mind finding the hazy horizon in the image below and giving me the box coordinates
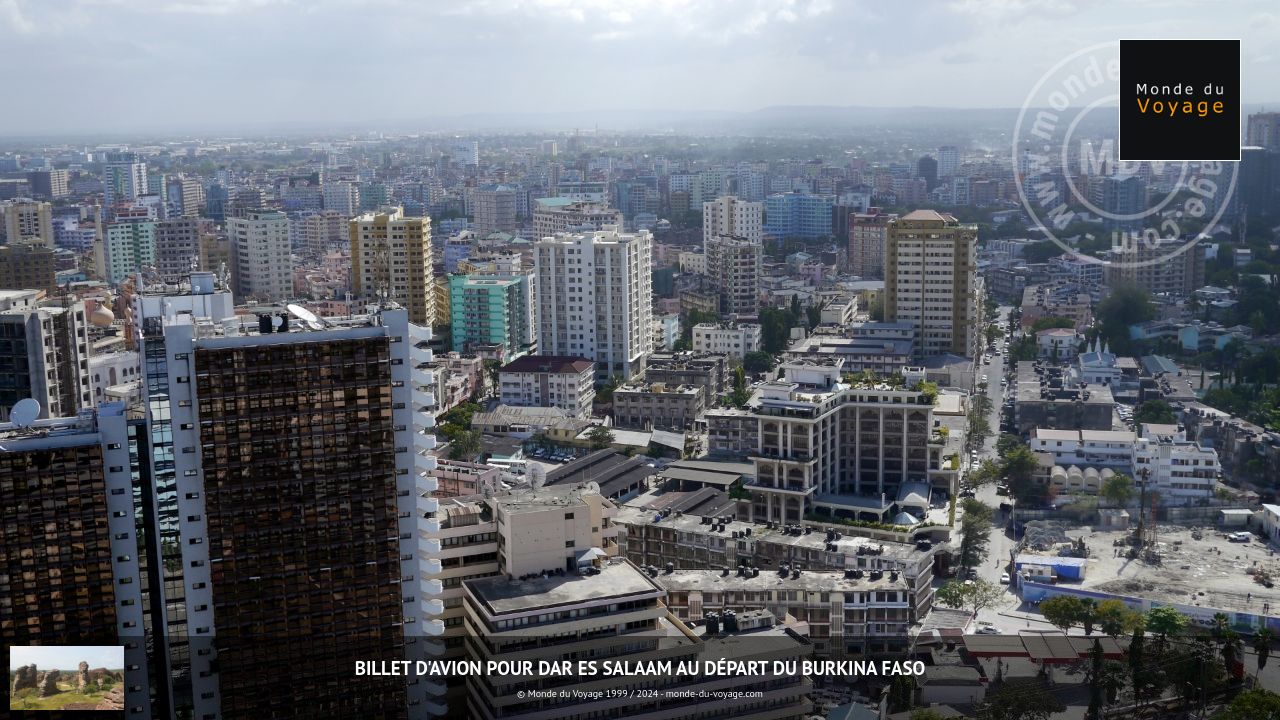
[2,0,1279,136]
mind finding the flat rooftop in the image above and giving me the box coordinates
[465,559,663,616]
[1053,526,1280,616]
[658,569,907,593]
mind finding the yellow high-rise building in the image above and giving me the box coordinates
[350,207,435,326]
[885,209,981,359]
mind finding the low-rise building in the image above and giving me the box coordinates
[1036,327,1081,360]
[1133,422,1221,499]
[691,322,761,359]
[498,355,595,418]
[645,351,729,398]
[614,383,706,431]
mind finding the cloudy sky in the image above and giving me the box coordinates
[1,0,1278,135]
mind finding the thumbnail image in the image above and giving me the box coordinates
[8,645,125,712]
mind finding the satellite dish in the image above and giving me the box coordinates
[287,303,327,330]
[271,314,285,329]
[10,398,40,429]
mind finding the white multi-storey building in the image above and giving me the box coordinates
[535,227,653,382]
[1133,423,1221,500]
[498,355,595,418]
[227,209,291,301]
[1030,429,1136,471]
[691,322,761,360]
[702,195,763,247]
[322,181,359,217]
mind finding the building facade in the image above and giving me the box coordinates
[228,209,292,302]
[350,206,436,325]
[498,355,595,418]
[884,210,980,358]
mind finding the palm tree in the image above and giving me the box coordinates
[1222,630,1244,683]
[1254,627,1275,680]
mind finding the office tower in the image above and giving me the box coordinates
[535,227,653,382]
[1103,238,1205,298]
[916,155,939,190]
[153,217,200,283]
[205,183,228,224]
[227,209,291,302]
[103,152,148,219]
[885,210,980,358]
[1091,174,1146,232]
[132,280,441,718]
[164,175,205,218]
[323,180,360,217]
[0,242,57,292]
[1239,146,1280,221]
[705,235,762,318]
[0,402,150,717]
[0,296,91,419]
[702,195,763,247]
[1247,111,1280,150]
[350,207,436,326]
[531,198,622,238]
[26,168,69,199]
[849,208,895,280]
[763,191,835,238]
[1,198,54,246]
[613,178,659,223]
[937,146,959,178]
[453,140,479,167]
[103,220,157,285]
[447,273,534,361]
[497,355,595,417]
[471,184,518,236]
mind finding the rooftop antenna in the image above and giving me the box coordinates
[9,398,40,429]
[286,303,327,331]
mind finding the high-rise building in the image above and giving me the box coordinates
[937,146,960,178]
[163,174,204,218]
[104,220,157,285]
[453,140,479,167]
[885,209,980,358]
[227,209,292,301]
[1104,237,1205,298]
[1239,146,1280,221]
[350,207,436,326]
[0,402,151,717]
[471,184,518,236]
[447,273,535,361]
[298,209,347,256]
[535,227,653,382]
[1091,174,1146,232]
[103,152,148,219]
[153,217,200,283]
[323,180,360,217]
[26,168,69,199]
[764,192,835,239]
[702,195,763,247]
[705,235,762,318]
[916,155,939,191]
[0,243,57,292]
[1,198,53,246]
[849,207,896,280]
[531,198,623,238]
[1247,111,1280,150]
[0,295,91,419]
[129,279,442,718]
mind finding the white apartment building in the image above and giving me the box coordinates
[1133,423,1221,499]
[703,195,763,247]
[1,198,53,246]
[678,250,706,274]
[323,181,359,217]
[1030,429,1136,471]
[535,227,653,382]
[884,210,980,358]
[691,322,761,359]
[227,209,292,301]
[498,355,595,418]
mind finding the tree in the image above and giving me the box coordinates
[1133,399,1177,426]
[976,678,1066,720]
[743,351,774,374]
[1002,445,1044,505]
[968,459,1002,488]
[936,579,1004,616]
[1086,639,1105,720]
[1255,627,1274,678]
[1030,316,1075,332]
[448,430,482,460]
[1095,282,1155,354]
[958,499,994,570]
[596,375,622,404]
[996,433,1023,457]
[868,295,885,322]
[909,711,947,720]
[1217,688,1280,720]
[729,366,751,408]
[1100,473,1135,508]
[1146,606,1189,647]
[586,425,615,450]
[1094,599,1142,638]
[1040,595,1086,633]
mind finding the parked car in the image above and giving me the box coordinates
[1000,572,1011,584]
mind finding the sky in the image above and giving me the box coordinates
[1,0,1279,135]
[10,645,125,671]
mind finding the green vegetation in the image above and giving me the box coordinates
[759,303,805,354]
[957,498,993,570]
[586,425,615,450]
[967,392,993,449]
[728,367,751,408]
[976,678,1066,720]
[1217,688,1280,720]
[447,429,482,460]
[1029,316,1075,332]
[9,679,116,711]
[675,309,719,351]
[437,401,482,443]
[742,351,774,374]
[1133,399,1176,426]
[1095,282,1155,356]
[936,578,1004,616]
[1100,473,1135,508]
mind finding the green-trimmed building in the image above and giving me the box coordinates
[448,273,534,361]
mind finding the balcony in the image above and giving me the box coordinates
[423,598,444,616]
[421,640,446,657]
[424,619,446,636]
[421,577,443,595]
[421,678,448,697]
[422,558,443,575]
[412,366,436,386]
[420,475,439,492]
[421,517,441,534]
[424,699,449,716]
[411,347,434,365]
[416,412,435,429]
[422,538,442,555]
[415,431,437,451]
[408,324,432,344]
[412,389,436,408]
[418,495,439,514]
[418,456,438,472]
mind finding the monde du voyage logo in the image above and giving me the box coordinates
[1120,39,1241,161]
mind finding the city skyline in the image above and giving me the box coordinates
[3,0,1280,135]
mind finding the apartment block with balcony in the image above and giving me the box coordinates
[884,210,980,359]
[613,382,706,431]
[498,354,595,418]
[691,323,761,360]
